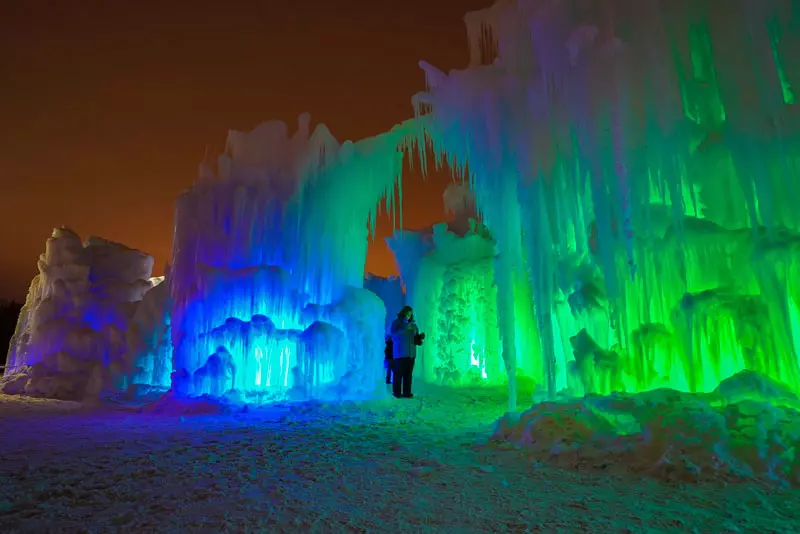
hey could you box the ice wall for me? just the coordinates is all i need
[409,0,800,401]
[388,184,519,387]
[363,274,405,332]
[3,228,158,399]
[126,272,172,388]
[171,115,413,401]
[15,0,790,408]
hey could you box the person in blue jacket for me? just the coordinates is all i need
[389,305,424,398]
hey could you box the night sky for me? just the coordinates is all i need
[0,0,489,300]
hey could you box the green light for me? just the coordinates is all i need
[469,339,489,380]
[769,20,796,104]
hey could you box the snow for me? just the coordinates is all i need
[1,386,799,533]
[495,371,800,487]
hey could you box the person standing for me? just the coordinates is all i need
[384,335,394,384]
[389,305,424,398]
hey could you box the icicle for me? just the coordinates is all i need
[162,0,800,408]
[608,44,637,281]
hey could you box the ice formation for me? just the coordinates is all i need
[5,0,800,414]
[169,115,410,402]
[492,370,800,486]
[126,272,172,389]
[363,274,405,332]
[404,0,800,408]
[388,184,511,386]
[2,228,168,399]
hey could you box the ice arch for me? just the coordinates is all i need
[170,0,800,408]
[8,0,800,408]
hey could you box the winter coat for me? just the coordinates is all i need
[390,317,419,359]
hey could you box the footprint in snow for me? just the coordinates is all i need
[408,466,434,478]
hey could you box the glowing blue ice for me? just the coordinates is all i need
[170,116,412,402]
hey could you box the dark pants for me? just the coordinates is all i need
[392,357,415,397]
[385,358,393,384]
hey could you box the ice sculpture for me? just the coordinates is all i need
[2,228,160,399]
[7,0,800,411]
[407,0,800,406]
[170,114,412,402]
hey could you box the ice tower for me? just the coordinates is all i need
[4,228,163,398]
[169,114,415,401]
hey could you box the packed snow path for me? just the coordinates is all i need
[1,388,799,533]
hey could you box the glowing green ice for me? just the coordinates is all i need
[401,0,800,406]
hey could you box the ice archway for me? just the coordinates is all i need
[170,0,800,408]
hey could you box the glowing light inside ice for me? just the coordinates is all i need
[169,115,397,402]
[8,0,800,411]
[403,0,800,407]
[469,339,488,380]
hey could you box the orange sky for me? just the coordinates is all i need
[0,0,488,300]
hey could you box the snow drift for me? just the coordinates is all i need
[492,371,800,486]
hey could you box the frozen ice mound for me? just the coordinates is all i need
[491,371,800,486]
[137,389,240,417]
[3,228,169,401]
[0,360,108,401]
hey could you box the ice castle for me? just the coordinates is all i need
[5,0,800,410]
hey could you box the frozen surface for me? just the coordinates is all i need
[1,387,799,533]
[126,273,172,388]
[7,0,800,423]
[11,1,799,410]
[495,371,800,487]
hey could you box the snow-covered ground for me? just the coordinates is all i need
[1,386,799,533]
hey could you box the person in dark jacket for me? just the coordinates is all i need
[389,305,424,398]
[384,335,394,384]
